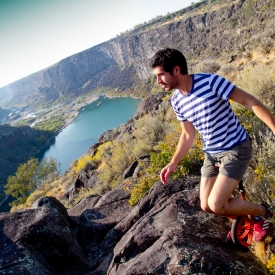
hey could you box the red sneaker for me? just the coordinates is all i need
[252,219,270,242]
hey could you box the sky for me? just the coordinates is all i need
[0,0,194,88]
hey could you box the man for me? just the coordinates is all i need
[150,48,275,242]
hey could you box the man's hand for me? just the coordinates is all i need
[160,163,176,184]
[160,121,195,185]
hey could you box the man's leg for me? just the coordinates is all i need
[200,176,216,213]
[207,173,266,216]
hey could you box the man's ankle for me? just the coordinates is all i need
[259,204,266,216]
[261,203,273,220]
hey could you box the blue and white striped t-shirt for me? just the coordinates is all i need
[171,73,247,153]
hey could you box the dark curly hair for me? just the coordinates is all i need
[150,48,188,75]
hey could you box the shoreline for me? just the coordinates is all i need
[35,95,100,155]
[0,94,141,211]
[0,95,101,210]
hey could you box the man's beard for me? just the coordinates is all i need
[163,77,178,91]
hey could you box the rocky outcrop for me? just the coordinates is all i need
[0,0,274,107]
[0,196,89,274]
[0,179,266,274]
[134,91,167,119]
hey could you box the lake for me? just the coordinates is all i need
[0,96,140,212]
[37,96,141,173]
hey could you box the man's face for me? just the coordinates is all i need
[153,66,179,91]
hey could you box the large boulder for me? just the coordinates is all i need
[0,196,88,274]
[134,92,167,119]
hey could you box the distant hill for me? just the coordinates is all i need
[0,0,274,108]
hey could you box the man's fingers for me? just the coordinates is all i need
[160,168,168,184]
[160,168,171,184]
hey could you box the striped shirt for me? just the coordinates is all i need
[171,73,247,153]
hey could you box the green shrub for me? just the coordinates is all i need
[133,113,173,155]
[129,122,204,206]
[98,137,134,189]
[75,154,94,174]
[244,131,275,210]
[5,157,60,207]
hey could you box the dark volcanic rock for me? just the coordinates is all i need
[0,196,88,274]
[0,179,266,274]
[134,92,167,119]
[98,129,119,143]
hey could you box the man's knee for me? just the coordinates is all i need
[200,200,213,213]
[208,198,228,215]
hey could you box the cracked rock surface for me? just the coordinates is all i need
[0,178,265,274]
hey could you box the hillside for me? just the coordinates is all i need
[0,0,274,109]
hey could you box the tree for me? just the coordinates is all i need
[4,157,60,207]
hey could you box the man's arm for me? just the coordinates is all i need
[160,121,195,184]
[229,87,275,135]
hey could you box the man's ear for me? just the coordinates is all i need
[173,66,180,74]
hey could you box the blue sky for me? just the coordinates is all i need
[0,0,194,88]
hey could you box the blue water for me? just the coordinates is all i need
[0,96,140,212]
[38,96,140,173]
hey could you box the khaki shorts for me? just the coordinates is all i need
[201,137,252,181]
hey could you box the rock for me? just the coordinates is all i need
[0,179,265,274]
[68,194,101,217]
[105,179,264,275]
[134,92,167,119]
[88,142,102,157]
[31,195,69,218]
[123,155,150,179]
[0,196,88,274]
[98,129,118,143]
[78,194,131,247]
[63,168,101,203]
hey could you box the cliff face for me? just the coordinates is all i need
[0,0,274,107]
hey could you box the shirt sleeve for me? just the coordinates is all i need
[171,95,187,122]
[209,74,235,100]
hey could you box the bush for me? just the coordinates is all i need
[98,136,134,188]
[129,121,204,206]
[75,154,94,174]
[267,253,275,274]
[25,189,46,207]
[258,37,274,54]
[237,63,275,111]
[218,64,237,82]
[133,113,173,155]
[244,131,275,209]
[194,60,221,73]
[5,157,60,207]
